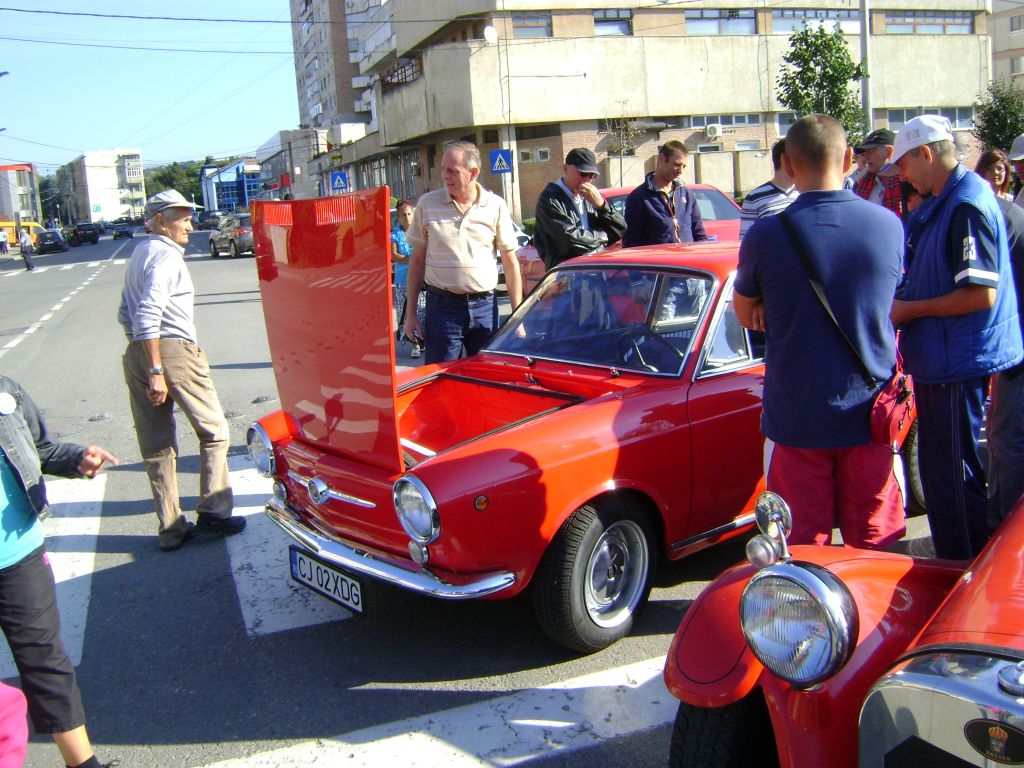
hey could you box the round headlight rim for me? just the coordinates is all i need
[392,474,440,545]
[740,561,858,688]
[246,423,276,477]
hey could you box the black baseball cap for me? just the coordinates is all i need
[855,129,896,152]
[565,148,600,175]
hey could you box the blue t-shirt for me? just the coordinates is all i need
[736,190,903,448]
[391,227,413,286]
[0,448,43,570]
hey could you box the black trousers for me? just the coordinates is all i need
[0,546,85,733]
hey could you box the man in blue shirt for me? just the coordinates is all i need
[892,115,1023,559]
[734,114,905,549]
[623,141,707,247]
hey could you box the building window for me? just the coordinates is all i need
[519,149,533,163]
[483,129,499,144]
[1013,14,1024,32]
[1012,56,1024,75]
[594,9,633,36]
[884,10,972,34]
[685,9,756,35]
[515,123,560,141]
[309,102,323,119]
[772,9,861,35]
[536,148,551,162]
[512,12,552,38]
[691,113,761,127]
[777,112,798,136]
[888,106,974,130]
[736,140,761,151]
[697,144,723,152]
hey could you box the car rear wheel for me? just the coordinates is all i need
[669,696,779,768]
[532,498,654,653]
[901,421,926,515]
[230,241,239,259]
[209,240,218,258]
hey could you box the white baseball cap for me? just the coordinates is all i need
[891,115,956,164]
[1008,135,1024,161]
[145,189,202,219]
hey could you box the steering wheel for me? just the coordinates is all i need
[617,324,684,372]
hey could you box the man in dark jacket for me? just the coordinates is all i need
[623,141,708,247]
[533,148,626,269]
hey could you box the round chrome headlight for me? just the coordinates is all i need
[393,475,439,544]
[740,562,858,688]
[246,423,275,477]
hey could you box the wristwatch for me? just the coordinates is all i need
[149,365,165,375]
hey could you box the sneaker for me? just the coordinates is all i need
[196,513,247,536]
[159,521,198,552]
[410,345,421,359]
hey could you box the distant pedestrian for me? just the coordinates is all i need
[404,142,523,363]
[118,189,247,551]
[0,228,7,256]
[734,114,905,550]
[844,147,868,190]
[533,147,626,269]
[17,229,35,271]
[623,141,708,247]
[852,129,903,219]
[975,148,1013,201]
[391,199,423,359]
[0,375,118,768]
[739,139,798,238]
[891,115,1023,559]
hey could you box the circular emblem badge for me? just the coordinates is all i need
[0,392,16,416]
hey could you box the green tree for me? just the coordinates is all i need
[973,77,1024,153]
[144,161,204,205]
[776,22,868,141]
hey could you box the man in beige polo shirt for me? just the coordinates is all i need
[404,141,523,363]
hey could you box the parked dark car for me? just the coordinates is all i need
[112,224,134,240]
[67,222,100,246]
[197,210,226,230]
[209,213,253,258]
[35,230,69,254]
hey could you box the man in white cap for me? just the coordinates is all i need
[1008,134,1024,208]
[118,189,246,551]
[890,116,1023,560]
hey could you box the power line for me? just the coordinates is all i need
[0,34,293,55]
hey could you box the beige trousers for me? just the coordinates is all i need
[123,339,233,548]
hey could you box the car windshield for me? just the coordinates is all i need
[487,266,714,375]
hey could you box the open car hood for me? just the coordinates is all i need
[251,190,402,473]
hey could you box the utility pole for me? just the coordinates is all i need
[860,0,872,128]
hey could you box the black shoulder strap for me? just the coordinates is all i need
[777,212,878,388]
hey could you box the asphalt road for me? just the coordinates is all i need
[0,230,769,768]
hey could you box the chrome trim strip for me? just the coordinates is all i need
[265,499,516,599]
[670,511,756,552]
[286,470,376,509]
[400,438,436,457]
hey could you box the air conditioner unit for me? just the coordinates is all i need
[705,124,723,140]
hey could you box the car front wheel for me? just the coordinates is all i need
[669,696,779,768]
[209,240,218,258]
[900,421,925,515]
[532,498,654,653]
[230,241,239,259]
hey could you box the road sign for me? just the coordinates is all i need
[330,171,349,194]
[490,149,512,175]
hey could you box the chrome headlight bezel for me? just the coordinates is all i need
[246,423,275,477]
[740,562,858,688]
[393,475,439,545]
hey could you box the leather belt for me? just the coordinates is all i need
[424,284,492,301]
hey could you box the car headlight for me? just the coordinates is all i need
[740,562,858,688]
[246,423,275,477]
[393,475,439,544]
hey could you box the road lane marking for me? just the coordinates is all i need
[225,456,352,637]
[199,656,676,767]
[0,475,108,680]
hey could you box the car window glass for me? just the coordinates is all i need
[693,189,741,222]
[487,267,713,375]
[700,289,764,373]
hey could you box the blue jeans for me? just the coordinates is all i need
[423,290,498,364]
[916,378,989,559]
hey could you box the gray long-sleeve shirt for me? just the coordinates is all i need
[118,234,198,343]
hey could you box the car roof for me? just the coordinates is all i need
[600,183,729,198]
[561,241,739,280]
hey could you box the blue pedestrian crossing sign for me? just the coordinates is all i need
[330,171,349,193]
[490,149,513,175]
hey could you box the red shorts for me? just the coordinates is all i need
[765,441,905,550]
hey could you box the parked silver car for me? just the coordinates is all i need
[209,213,253,258]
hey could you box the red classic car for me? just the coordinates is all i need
[517,183,743,294]
[663,490,1024,767]
[246,189,766,652]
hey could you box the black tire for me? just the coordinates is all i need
[532,498,654,653]
[230,241,240,259]
[901,421,926,515]
[209,239,218,258]
[668,695,779,768]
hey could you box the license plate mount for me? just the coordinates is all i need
[288,546,365,614]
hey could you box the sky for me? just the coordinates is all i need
[0,2,301,176]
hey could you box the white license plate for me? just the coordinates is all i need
[289,546,364,613]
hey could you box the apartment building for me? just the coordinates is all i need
[293,1,989,220]
[992,0,1024,80]
[0,163,41,223]
[291,0,365,128]
[56,150,145,224]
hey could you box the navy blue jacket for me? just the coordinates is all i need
[622,173,707,247]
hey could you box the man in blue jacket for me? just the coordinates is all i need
[891,115,1024,559]
[623,141,707,247]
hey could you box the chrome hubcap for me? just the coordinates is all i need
[584,520,649,628]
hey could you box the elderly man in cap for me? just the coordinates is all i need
[852,128,903,219]
[118,189,246,551]
[532,148,626,269]
[891,116,1023,560]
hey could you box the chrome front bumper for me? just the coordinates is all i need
[265,499,516,600]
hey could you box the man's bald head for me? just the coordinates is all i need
[784,114,848,173]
